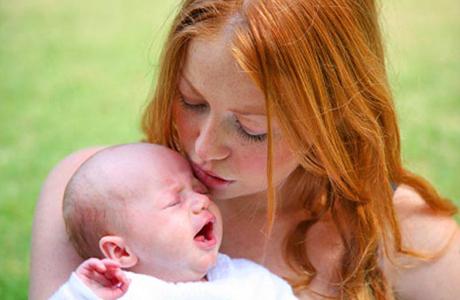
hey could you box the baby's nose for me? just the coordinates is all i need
[191,193,210,214]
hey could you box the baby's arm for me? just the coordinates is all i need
[51,258,130,300]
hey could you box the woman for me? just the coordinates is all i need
[30,0,460,299]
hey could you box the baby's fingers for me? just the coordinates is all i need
[101,258,121,270]
[77,258,108,279]
[85,258,108,273]
[118,276,131,294]
[90,271,114,287]
[114,269,130,286]
[112,270,130,296]
[103,262,123,282]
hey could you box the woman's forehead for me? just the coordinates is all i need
[178,75,266,116]
[181,36,266,115]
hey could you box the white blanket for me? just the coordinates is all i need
[50,253,298,299]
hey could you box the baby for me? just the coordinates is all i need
[51,143,297,299]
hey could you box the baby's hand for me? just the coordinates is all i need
[76,258,130,300]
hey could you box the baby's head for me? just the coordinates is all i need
[63,143,222,282]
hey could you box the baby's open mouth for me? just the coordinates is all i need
[193,217,217,250]
[194,220,214,242]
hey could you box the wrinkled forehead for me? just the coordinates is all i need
[148,150,208,193]
[151,149,193,178]
[142,158,196,198]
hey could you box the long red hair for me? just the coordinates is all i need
[142,0,457,298]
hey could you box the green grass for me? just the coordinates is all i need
[0,0,459,298]
[0,1,178,298]
[382,0,460,207]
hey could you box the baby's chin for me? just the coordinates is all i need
[187,251,219,281]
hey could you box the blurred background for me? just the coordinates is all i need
[0,0,459,298]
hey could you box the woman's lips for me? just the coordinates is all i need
[191,163,234,190]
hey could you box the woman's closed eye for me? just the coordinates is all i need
[178,93,267,143]
[178,94,208,112]
[234,118,267,143]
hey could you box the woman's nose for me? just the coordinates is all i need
[191,193,210,214]
[194,116,230,162]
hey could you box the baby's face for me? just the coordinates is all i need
[121,148,223,282]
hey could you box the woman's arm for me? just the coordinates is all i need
[386,185,460,299]
[29,147,105,300]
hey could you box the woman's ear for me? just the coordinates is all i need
[99,236,138,268]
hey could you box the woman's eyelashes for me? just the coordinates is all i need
[234,118,267,143]
[178,94,267,143]
[178,94,208,112]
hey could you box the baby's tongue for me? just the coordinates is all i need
[195,235,206,242]
[194,222,213,241]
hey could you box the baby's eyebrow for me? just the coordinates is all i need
[158,184,183,207]
[158,179,184,196]
[164,182,183,193]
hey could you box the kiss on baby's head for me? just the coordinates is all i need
[63,143,223,282]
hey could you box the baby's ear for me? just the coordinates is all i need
[99,236,138,268]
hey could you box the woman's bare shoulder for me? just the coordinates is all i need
[30,146,106,300]
[44,147,106,185]
[393,185,458,251]
[386,184,460,299]
[35,146,107,222]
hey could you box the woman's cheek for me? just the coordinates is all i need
[233,140,297,180]
[172,105,195,150]
[235,147,268,177]
[273,144,299,183]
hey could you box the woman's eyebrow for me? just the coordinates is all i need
[180,75,207,100]
[233,108,267,117]
[181,75,266,116]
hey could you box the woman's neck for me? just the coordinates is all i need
[214,187,305,218]
[215,191,345,298]
[215,191,306,277]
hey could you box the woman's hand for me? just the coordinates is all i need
[76,258,130,300]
